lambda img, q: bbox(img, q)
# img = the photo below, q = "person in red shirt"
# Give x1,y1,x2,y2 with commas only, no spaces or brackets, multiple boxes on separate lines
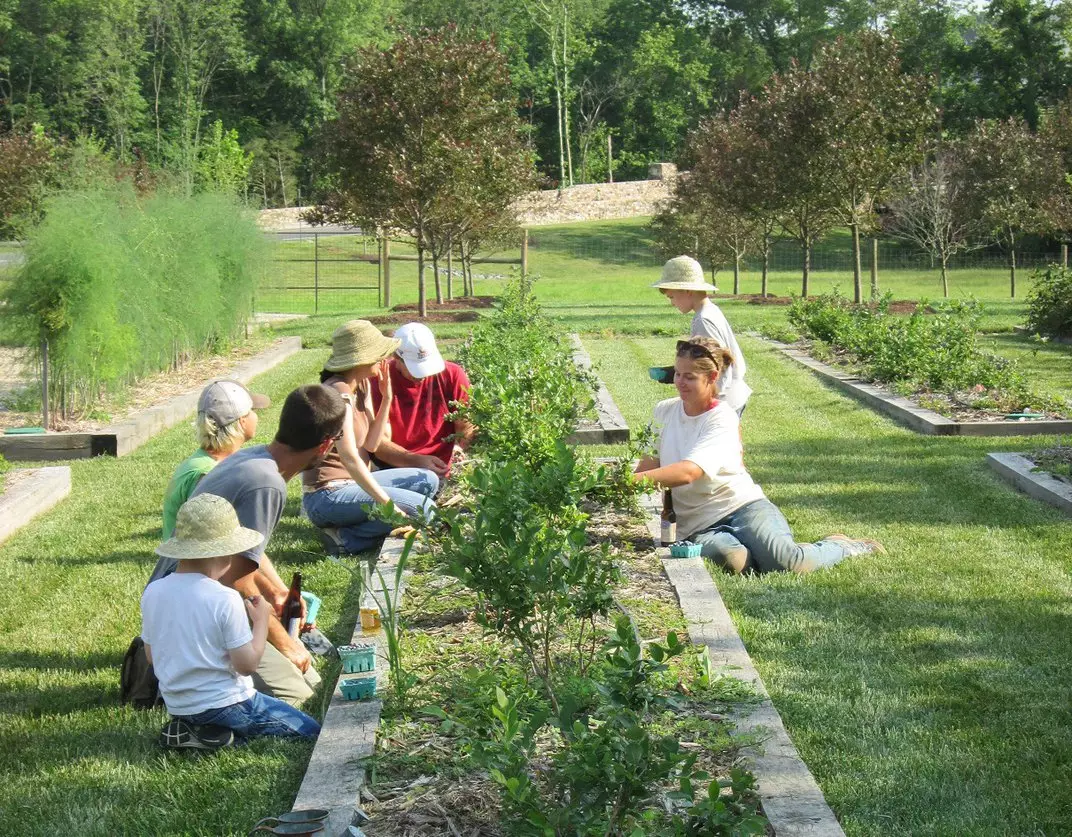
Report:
371,322,475,477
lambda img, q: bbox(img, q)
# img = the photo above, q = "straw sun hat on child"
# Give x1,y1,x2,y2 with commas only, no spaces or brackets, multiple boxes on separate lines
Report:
155,494,264,560
323,319,401,372
651,255,718,293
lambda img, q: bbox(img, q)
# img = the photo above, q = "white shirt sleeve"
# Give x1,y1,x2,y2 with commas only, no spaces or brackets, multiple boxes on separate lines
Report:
218,589,253,651
682,410,741,479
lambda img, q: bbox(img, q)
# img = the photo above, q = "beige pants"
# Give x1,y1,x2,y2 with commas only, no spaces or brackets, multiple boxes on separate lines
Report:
252,642,322,707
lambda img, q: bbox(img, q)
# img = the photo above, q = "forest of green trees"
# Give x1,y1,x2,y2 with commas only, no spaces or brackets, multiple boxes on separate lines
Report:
2,0,1071,209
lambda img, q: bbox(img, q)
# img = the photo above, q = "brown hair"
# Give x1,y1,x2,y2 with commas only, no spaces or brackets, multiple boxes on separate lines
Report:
676,336,733,378
274,384,346,451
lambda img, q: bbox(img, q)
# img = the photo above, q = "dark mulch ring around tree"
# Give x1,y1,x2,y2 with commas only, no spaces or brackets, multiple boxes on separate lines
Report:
362,503,761,837
369,310,481,326
391,296,498,312
716,293,933,314
1029,444,1072,483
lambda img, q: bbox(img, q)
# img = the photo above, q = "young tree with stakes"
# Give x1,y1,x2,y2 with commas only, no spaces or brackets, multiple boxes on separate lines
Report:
814,33,935,301
313,27,535,317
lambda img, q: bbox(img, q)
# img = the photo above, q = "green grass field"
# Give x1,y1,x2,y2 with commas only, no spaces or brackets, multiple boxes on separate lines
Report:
1,217,1071,835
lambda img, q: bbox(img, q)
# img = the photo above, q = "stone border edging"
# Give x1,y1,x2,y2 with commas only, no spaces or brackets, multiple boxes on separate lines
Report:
766,338,1072,437
0,336,303,462
291,535,409,836
641,493,845,837
986,453,1072,516
1012,326,1072,346
0,466,72,546
567,334,630,445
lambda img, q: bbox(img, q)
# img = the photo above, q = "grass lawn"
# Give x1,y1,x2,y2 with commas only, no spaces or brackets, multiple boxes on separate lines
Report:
585,333,1072,836
3,216,1070,835
0,347,368,836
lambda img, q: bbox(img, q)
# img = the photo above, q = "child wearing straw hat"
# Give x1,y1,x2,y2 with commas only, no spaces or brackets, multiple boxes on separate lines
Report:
653,255,752,416
303,319,438,554
142,494,321,750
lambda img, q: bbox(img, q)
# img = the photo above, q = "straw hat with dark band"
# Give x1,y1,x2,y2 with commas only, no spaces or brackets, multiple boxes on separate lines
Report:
651,255,718,293
155,494,264,561
323,320,401,372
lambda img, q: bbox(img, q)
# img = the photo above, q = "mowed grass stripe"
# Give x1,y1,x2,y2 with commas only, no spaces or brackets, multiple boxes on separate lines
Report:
584,332,1072,836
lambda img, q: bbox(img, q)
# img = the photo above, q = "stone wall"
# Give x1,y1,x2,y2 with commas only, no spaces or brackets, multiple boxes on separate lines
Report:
257,172,677,231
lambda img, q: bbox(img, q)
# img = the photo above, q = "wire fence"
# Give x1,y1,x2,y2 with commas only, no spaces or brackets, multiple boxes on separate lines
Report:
258,227,1067,314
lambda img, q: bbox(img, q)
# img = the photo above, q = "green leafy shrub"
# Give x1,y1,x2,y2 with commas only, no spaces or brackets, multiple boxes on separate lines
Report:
455,275,595,470
1026,265,1072,339
787,290,1062,413
1,185,267,420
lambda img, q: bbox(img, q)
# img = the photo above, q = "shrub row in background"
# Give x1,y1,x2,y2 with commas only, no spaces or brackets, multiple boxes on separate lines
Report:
784,291,1067,416
1,186,266,421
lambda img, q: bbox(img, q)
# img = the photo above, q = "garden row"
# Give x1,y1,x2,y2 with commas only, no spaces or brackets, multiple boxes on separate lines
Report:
351,278,768,835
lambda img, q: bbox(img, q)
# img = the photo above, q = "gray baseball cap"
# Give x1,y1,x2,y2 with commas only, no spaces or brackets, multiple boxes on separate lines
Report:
197,380,270,426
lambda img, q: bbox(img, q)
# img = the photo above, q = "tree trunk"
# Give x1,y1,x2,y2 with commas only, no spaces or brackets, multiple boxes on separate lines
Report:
562,5,573,187
801,242,810,299
1009,247,1016,298
851,222,862,303
870,237,879,299
733,254,740,295
417,246,427,319
761,237,770,298
433,253,443,304
446,237,453,300
940,252,949,298
1062,243,1068,268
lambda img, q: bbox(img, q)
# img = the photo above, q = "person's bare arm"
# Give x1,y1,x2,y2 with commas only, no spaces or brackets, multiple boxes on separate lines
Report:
363,361,393,453
143,644,153,665
634,460,703,488
335,403,397,506
221,558,312,674
374,437,449,476
229,595,272,675
454,417,476,449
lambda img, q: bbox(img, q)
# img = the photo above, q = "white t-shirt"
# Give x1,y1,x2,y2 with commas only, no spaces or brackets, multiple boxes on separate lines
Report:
653,397,765,539
140,572,256,716
691,299,752,412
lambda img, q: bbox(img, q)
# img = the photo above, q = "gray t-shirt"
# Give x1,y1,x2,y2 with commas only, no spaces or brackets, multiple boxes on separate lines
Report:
148,445,286,584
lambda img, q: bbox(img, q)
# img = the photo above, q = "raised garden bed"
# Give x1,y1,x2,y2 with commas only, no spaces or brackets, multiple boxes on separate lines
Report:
0,466,71,546
0,336,303,461
567,334,630,445
640,493,846,837
986,452,1072,516
769,339,1072,437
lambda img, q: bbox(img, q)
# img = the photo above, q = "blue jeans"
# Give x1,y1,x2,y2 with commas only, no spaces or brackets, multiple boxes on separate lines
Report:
181,691,320,740
691,499,852,574
303,468,438,553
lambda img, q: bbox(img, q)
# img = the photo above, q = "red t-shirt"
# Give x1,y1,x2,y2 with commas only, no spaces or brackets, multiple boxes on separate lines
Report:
371,360,471,468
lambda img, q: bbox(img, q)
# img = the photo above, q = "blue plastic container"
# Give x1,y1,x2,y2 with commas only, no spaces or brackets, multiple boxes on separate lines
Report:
338,643,376,674
668,541,703,559
339,676,377,701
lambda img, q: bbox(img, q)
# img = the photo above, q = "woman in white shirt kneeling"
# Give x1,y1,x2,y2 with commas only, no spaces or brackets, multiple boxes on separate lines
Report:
635,336,884,574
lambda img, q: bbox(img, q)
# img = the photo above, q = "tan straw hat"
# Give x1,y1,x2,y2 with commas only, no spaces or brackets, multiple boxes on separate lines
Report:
651,255,718,293
323,320,401,372
155,494,264,561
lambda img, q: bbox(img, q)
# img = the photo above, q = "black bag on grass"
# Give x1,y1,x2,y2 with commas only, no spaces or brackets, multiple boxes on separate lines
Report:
119,636,163,709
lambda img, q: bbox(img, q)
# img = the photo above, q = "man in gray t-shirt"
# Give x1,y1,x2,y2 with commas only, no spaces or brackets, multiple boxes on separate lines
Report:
148,385,347,707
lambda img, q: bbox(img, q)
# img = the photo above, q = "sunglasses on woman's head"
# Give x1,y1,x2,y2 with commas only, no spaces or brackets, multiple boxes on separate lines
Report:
676,341,715,361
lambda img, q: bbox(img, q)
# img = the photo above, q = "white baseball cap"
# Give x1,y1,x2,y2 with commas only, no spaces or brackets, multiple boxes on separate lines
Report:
394,323,445,378
197,379,270,427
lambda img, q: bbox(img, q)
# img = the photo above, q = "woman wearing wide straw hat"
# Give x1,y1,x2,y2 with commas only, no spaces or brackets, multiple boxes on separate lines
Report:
653,255,751,416
635,336,884,574
302,319,438,554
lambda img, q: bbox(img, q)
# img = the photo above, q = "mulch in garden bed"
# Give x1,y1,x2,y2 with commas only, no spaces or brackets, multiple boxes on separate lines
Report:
718,293,933,314
369,310,481,326
362,500,752,837
1030,444,1072,483
390,296,497,313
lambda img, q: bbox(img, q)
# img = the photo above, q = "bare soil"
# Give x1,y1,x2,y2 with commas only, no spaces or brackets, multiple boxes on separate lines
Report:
0,333,277,433
390,296,497,312
369,311,481,326
718,293,932,314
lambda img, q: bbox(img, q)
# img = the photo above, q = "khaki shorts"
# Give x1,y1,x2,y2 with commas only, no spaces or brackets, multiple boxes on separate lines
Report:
252,642,322,707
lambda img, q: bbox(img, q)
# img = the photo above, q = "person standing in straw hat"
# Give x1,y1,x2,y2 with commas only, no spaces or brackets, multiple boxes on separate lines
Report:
303,319,438,554
142,494,321,750
653,255,752,416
